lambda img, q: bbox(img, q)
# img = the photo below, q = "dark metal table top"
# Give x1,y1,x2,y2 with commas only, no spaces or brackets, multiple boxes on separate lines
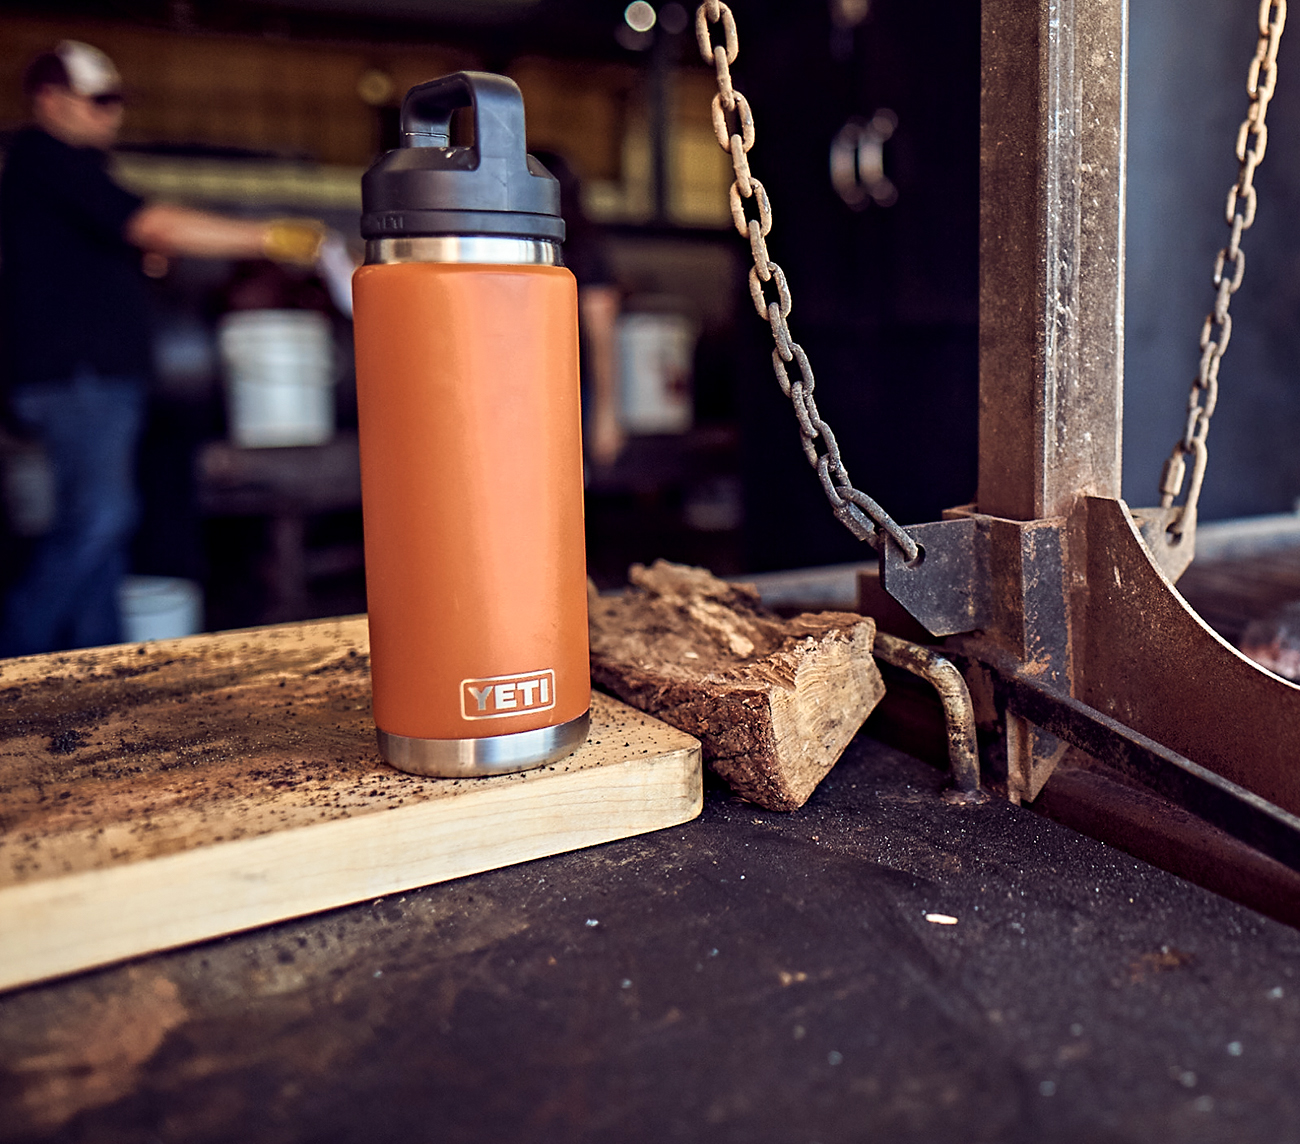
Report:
3,733,1298,1143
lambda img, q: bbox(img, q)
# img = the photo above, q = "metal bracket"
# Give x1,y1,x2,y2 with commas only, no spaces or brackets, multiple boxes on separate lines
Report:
879,518,990,637
880,511,1074,802
1130,504,1197,584
880,513,1069,681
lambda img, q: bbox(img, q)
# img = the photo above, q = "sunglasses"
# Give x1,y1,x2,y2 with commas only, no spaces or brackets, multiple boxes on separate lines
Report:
87,92,124,108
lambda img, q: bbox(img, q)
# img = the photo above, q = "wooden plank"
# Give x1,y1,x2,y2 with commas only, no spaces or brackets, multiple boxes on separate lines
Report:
0,618,701,993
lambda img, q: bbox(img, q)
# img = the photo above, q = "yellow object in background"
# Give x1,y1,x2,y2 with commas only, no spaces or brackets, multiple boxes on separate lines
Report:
263,219,326,266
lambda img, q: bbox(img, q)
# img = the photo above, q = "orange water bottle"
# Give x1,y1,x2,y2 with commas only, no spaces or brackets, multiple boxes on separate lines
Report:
353,72,589,777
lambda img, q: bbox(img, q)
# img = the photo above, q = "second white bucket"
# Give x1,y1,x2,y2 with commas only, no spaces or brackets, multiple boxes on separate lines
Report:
617,312,697,435
219,309,336,448
118,575,204,643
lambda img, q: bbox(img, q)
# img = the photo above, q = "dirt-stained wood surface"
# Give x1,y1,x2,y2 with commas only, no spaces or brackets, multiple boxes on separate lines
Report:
589,561,884,811
0,618,701,992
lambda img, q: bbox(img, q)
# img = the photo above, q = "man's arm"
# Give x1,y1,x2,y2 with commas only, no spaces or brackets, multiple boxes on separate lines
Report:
579,283,625,467
125,203,322,263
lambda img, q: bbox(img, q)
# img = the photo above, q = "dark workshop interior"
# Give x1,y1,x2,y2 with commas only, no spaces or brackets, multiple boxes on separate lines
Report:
0,0,985,632
7,1,1300,1141
5,0,1295,635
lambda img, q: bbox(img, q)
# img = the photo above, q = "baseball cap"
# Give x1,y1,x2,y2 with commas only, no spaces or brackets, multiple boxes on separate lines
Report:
56,41,122,99
23,41,122,102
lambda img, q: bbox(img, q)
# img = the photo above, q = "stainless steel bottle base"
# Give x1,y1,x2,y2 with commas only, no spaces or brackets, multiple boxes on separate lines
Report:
377,710,590,778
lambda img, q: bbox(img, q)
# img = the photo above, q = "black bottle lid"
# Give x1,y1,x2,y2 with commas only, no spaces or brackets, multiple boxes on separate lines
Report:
361,71,564,243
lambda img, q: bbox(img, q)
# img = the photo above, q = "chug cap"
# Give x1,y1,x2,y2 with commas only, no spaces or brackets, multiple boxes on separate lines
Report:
361,72,564,243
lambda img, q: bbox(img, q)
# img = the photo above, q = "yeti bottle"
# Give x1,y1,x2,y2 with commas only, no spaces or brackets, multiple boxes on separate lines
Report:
353,72,590,776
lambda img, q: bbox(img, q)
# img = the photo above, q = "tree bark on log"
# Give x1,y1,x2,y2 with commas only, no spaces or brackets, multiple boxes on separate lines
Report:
589,561,884,811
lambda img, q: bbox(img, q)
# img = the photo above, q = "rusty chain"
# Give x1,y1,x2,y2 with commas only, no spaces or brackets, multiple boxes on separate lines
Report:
1158,0,1286,536
695,1,919,561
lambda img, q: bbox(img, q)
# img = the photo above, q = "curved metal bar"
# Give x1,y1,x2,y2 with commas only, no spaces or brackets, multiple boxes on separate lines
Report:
871,632,984,800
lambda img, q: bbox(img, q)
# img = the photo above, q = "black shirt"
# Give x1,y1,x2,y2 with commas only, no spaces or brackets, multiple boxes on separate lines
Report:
0,126,150,387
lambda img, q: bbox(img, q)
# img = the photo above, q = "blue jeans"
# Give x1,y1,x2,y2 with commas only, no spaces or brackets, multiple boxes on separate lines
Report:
0,372,146,656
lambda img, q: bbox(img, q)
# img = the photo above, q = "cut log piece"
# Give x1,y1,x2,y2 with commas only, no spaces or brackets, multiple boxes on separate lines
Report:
589,560,885,811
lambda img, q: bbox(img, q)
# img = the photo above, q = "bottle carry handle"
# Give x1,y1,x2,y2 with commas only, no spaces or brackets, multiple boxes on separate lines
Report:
361,69,561,240
400,71,528,163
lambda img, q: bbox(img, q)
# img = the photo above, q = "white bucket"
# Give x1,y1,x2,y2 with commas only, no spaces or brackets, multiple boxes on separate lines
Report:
219,309,335,448
118,575,204,643
0,435,56,537
617,312,697,434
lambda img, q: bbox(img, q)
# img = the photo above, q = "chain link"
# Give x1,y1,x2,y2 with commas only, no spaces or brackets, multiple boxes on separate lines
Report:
695,2,918,561
1159,0,1286,535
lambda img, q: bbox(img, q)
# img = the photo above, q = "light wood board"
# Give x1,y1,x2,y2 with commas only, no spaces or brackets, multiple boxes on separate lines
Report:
0,618,702,993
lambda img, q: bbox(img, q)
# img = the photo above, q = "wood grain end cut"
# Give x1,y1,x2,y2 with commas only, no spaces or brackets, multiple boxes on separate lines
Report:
589,560,884,810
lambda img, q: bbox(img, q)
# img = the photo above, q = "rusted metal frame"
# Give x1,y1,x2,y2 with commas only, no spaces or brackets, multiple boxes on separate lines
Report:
1002,672,1300,876
939,623,1300,880
880,509,1073,803
869,0,1127,804
1073,496,1300,819
872,0,1300,889
960,1,1300,825
959,0,1127,737
871,632,984,801
879,0,1126,669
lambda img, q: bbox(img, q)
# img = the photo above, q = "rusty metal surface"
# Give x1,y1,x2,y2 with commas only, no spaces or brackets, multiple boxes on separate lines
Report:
880,518,990,637
881,514,1070,677
1130,504,1197,584
1004,713,1069,807
963,2,1300,833
978,0,1126,522
965,2,1300,845
1036,755,1300,932
878,508,1074,805
1005,670,1300,875
1075,496,1300,817
854,0,1300,917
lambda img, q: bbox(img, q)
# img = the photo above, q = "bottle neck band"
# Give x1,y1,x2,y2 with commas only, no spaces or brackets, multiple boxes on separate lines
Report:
365,236,563,266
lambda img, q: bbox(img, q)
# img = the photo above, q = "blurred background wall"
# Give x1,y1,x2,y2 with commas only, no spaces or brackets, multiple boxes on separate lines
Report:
1125,0,1300,521
8,1,1287,637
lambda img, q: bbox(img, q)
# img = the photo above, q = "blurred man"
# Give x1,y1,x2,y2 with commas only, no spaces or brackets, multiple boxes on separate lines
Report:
0,41,323,656
531,149,624,469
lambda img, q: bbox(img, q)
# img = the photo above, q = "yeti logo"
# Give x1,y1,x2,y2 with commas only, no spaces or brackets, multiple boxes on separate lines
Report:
461,670,556,720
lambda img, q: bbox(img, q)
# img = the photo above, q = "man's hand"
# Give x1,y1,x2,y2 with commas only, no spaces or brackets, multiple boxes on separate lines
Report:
126,203,324,265
262,219,327,267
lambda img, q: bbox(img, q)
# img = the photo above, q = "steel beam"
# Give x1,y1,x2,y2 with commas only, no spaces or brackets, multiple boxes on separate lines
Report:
979,0,1126,521
1004,667,1300,874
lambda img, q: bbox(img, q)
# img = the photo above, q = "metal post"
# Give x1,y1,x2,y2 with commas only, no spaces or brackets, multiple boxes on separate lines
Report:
978,0,1127,521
